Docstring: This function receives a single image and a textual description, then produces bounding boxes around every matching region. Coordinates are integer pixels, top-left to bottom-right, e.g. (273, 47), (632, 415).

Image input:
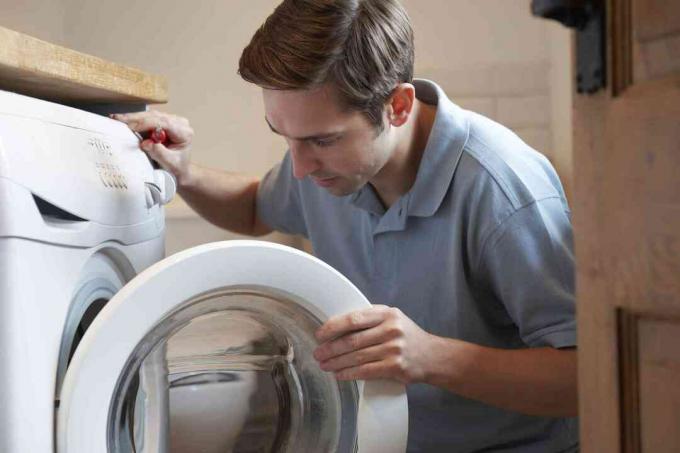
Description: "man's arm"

(112, 111), (272, 236)
(314, 305), (577, 418)
(178, 164), (272, 236)
(426, 337), (577, 417)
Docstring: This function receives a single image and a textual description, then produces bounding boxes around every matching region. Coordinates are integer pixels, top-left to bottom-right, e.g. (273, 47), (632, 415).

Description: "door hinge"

(531, 0), (606, 94)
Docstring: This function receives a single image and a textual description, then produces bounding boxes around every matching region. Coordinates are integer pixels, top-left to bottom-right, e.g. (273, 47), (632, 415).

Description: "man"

(113, 0), (578, 451)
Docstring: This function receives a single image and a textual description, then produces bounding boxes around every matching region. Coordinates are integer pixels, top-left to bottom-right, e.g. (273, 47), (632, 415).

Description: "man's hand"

(111, 111), (194, 186)
(313, 305), (433, 384)
(314, 305), (578, 416)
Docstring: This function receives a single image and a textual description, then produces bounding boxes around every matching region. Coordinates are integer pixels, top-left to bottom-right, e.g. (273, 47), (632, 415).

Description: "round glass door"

(57, 241), (407, 453)
(109, 288), (358, 453)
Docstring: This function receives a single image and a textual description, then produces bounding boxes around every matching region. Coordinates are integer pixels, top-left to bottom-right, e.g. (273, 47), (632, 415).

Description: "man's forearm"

(177, 163), (271, 236)
(423, 335), (577, 417)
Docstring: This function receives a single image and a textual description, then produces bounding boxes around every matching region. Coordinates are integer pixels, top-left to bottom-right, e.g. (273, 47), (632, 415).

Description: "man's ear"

(387, 83), (416, 127)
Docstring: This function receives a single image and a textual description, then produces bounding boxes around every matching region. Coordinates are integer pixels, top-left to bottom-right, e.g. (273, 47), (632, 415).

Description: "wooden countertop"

(0, 26), (167, 106)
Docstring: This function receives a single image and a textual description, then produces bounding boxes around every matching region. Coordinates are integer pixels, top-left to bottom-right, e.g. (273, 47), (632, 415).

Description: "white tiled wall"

(421, 61), (554, 162)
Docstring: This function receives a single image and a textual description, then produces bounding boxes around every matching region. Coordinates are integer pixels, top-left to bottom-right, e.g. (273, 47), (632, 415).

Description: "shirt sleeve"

(477, 196), (576, 348)
(256, 152), (309, 237)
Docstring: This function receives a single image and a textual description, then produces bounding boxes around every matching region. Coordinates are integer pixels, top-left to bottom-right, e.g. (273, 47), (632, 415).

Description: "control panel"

(88, 137), (129, 190)
(0, 88), (175, 227)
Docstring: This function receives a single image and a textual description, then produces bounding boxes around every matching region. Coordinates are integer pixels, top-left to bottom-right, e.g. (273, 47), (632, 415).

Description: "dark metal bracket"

(531, 0), (606, 94)
(64, 102), (148, 117)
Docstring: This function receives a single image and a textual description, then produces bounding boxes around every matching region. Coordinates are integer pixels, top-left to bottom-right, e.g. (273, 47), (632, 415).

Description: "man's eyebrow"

(264, 117), (341, 141)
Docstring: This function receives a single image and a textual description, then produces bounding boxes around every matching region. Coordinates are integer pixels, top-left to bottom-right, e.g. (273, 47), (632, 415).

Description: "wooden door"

(574, 0), (680, 451)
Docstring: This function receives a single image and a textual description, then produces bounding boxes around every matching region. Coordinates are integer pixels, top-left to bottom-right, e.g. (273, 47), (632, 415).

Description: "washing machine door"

(57, 240), (407, 453)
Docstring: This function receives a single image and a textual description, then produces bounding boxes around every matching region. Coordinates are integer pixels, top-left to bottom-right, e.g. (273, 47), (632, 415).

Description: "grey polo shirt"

(256, 79), (578, 452)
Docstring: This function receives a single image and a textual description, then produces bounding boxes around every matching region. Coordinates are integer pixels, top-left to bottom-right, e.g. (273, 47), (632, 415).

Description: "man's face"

(263, 84), (393, 196)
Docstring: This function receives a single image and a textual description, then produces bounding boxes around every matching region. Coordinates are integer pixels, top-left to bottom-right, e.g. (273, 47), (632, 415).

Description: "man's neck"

(371, 98), (437, 208)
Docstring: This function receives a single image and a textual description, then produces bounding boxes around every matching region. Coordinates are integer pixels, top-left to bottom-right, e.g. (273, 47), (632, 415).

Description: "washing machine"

(0, 90), (408, 452)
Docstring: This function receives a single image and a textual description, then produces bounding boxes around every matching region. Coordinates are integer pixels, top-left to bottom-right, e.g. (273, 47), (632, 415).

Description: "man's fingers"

(116, 114), (169, 133)
(141, 141), (169, 166)
(110, 111), (158, 127)
(334, 359), (404, 382)
(315, 306), (391, 343)
(318, 342), (402, 372)
(111, 112), (190, 143)
(314, 326), (383, 361)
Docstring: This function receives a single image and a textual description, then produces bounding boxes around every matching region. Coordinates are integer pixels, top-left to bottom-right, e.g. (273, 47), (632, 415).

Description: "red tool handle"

(150, 126), (168, 145)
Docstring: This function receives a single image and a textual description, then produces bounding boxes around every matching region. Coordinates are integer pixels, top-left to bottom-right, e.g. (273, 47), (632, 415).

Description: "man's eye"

(312, 137), (339, 148)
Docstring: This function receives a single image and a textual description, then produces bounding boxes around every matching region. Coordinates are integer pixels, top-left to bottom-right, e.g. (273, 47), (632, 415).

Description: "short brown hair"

(238, 0), (414, 131)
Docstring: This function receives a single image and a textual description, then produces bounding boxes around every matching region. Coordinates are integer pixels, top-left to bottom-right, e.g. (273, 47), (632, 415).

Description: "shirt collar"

(349, 183), (385, 216)
(405, 79), (469, 217)
(349, 79), (469, 219)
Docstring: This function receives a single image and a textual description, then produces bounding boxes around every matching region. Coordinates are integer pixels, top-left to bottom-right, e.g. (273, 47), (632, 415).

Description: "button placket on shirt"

(370, 198), (408, 294)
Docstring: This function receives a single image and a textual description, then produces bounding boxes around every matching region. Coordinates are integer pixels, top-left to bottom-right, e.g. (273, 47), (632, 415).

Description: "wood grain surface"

(0, 26), (167, 105)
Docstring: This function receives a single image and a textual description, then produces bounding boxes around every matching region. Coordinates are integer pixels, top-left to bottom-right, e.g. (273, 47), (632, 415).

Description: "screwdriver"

(132, 127), (169, 170)
(149, 126), (168, 145)
(132, 126), (169, 146)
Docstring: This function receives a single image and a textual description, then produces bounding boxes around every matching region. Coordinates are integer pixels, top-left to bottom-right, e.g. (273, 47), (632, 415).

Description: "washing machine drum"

(57, 241), (407, 453)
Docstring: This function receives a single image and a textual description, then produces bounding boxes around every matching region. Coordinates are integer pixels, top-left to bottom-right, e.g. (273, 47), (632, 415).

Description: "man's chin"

(310, 175), (364, 196)
(323, 182), (364, 197)
(324, 186), (353, 197)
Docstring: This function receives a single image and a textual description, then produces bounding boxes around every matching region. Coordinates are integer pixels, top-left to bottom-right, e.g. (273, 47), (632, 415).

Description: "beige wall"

(0, 0), (574, 252)
(547, 23), (574, 200)
(0, 0), (66, 44)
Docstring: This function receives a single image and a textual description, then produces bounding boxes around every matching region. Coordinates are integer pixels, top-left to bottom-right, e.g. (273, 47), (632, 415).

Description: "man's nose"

(290, 142), (319, 179)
